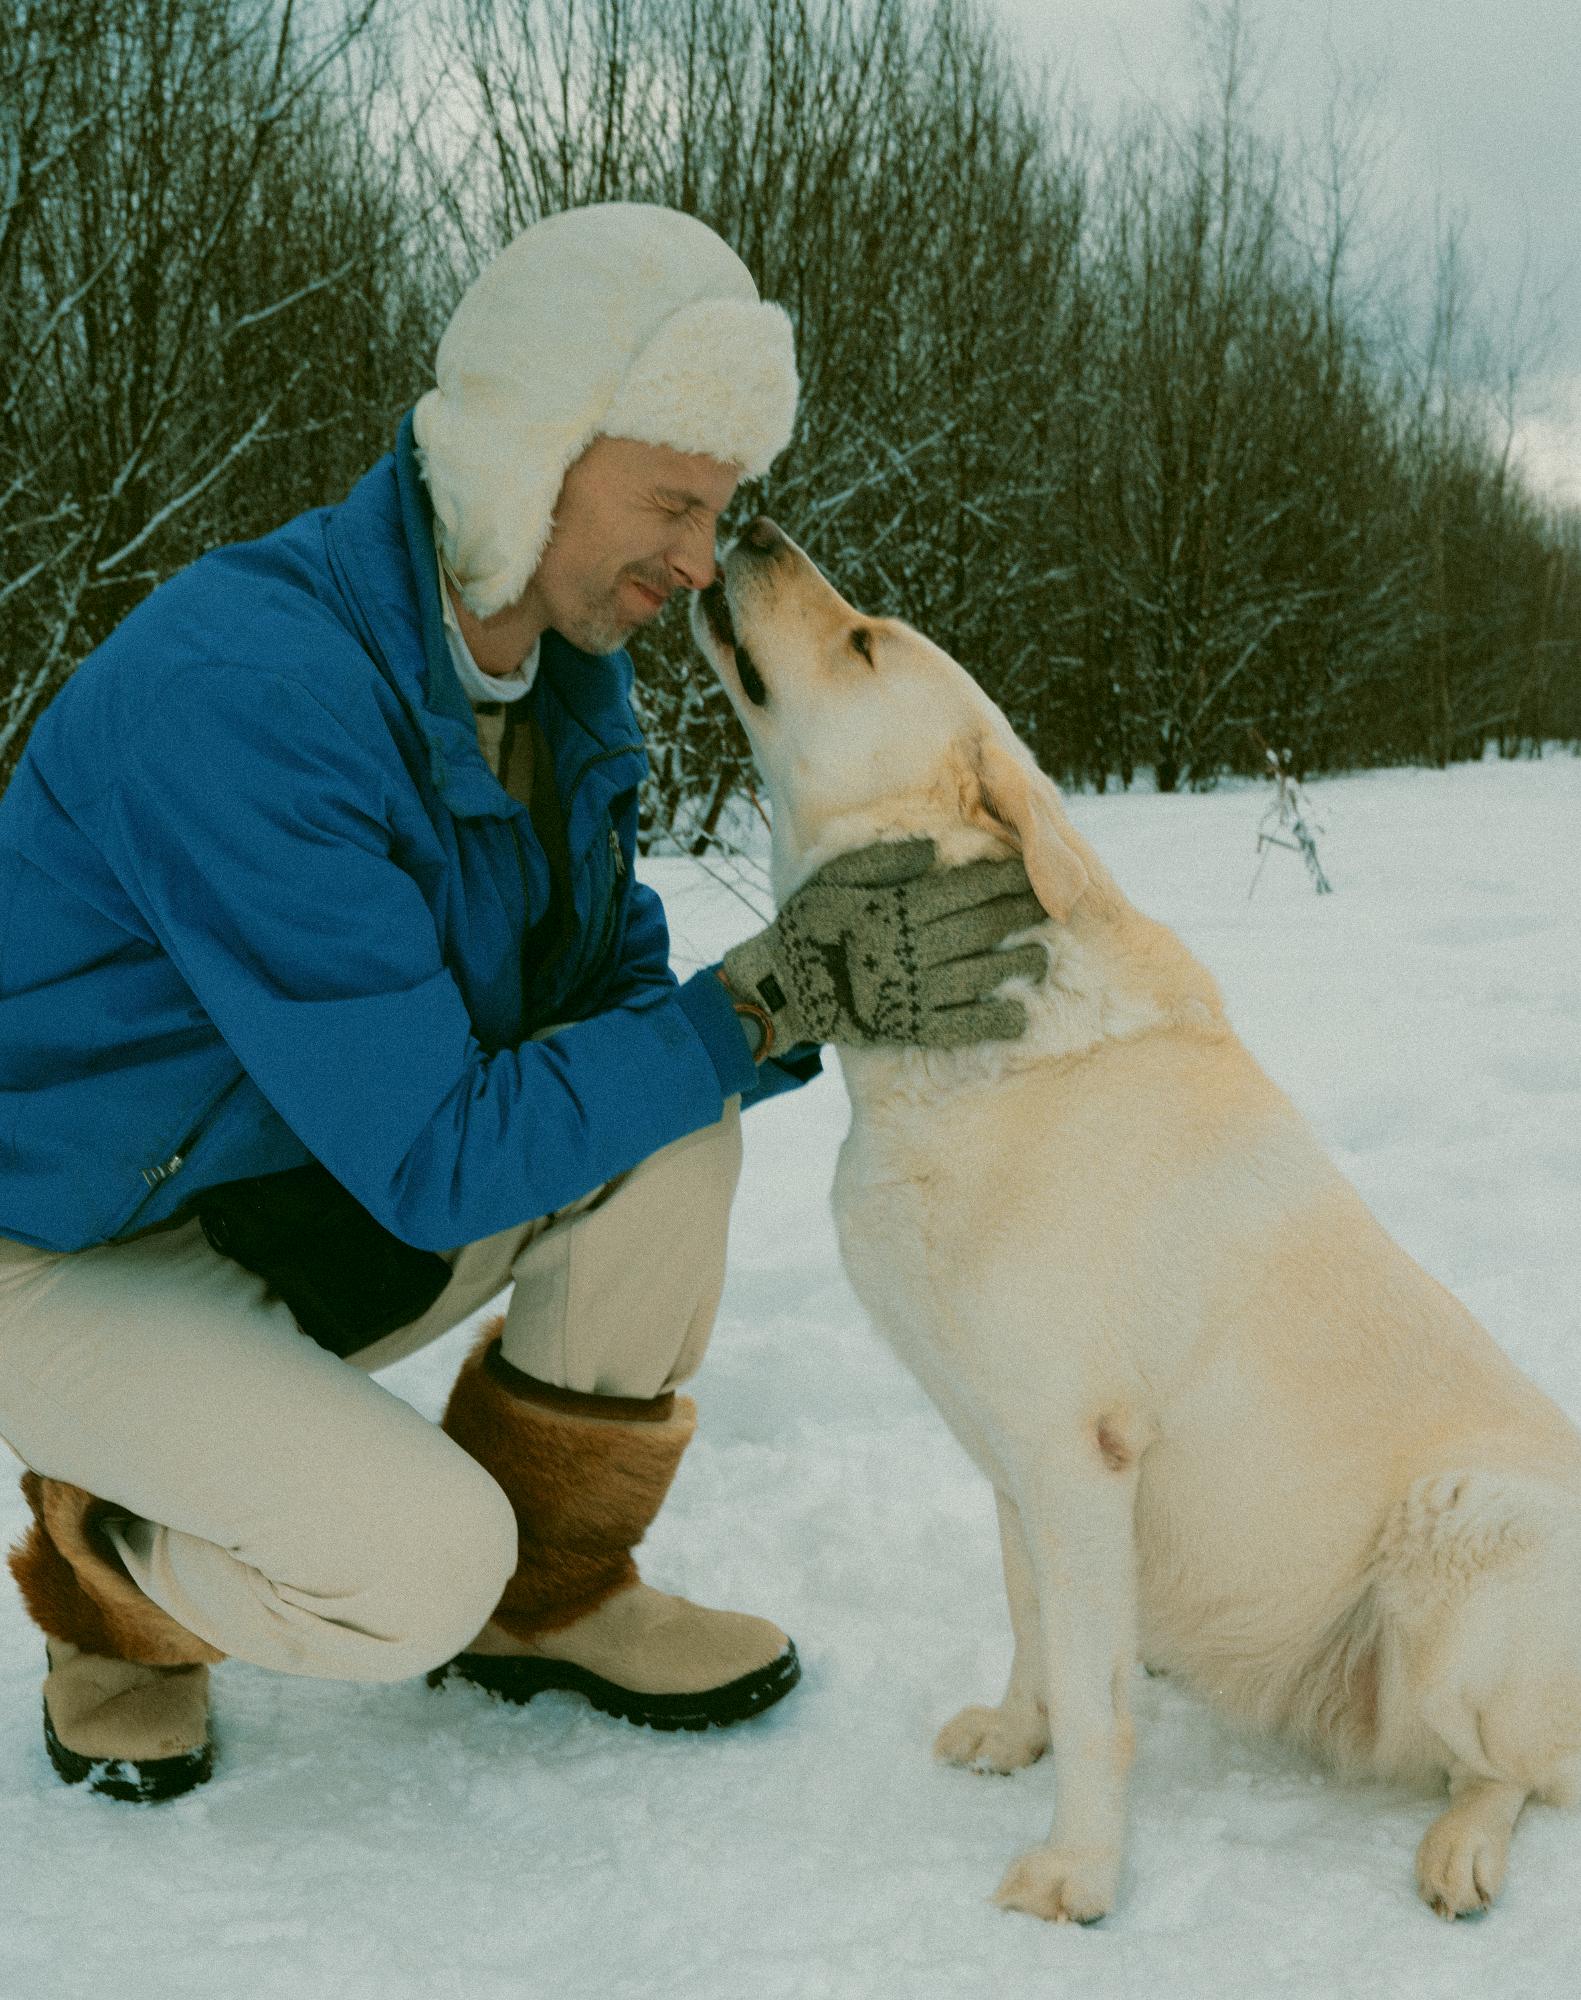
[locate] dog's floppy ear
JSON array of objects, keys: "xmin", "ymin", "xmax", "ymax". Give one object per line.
[{"xmin": 966, "ymin": 724, "xmax": 1089, "ymax": 921}]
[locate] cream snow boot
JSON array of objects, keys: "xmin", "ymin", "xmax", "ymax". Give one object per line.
[
  {"xmin": 429, "ymin": 1326, "xmax": 799, "ymax": 1729},
  {"xmin": 9, "ymin": 1473, "xmax": 219, "ymax": 1800}
]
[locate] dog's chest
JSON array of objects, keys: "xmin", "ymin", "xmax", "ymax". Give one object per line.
[{"xmin": 831, "ymin": 1096, "xmax": 1027, "ymax": 1480}]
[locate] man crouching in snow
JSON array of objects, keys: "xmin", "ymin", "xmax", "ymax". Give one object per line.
[{"xmin": 0, "ymin": 202, "xmax": 1046, "ymax": 1799}]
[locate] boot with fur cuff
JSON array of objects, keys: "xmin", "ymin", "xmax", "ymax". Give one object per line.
[
  {"xmin": 430, "ymin": 1325, "xmax": 800, "ymax": 1729},
  {"xmin": 8, "ymin": 1472, "xmax": 219, "ymax": 1801}
]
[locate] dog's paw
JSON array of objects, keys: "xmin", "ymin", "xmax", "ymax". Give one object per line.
[
  {"xmin": 1415, "ymin": 1810, "xmax": 1509, "ymax": 1920},
  {"xmin": 934, "ymin": 1702, "xmax": 1048, "ymax": 1774},
  {"xmin": 991, "ymin": 1843, "xmax": 1118, "ymax": 1924}
]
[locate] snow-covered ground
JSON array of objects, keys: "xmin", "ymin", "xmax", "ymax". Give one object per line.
[{"xmin": 3, "ymin": 754, "xmax": 1578, "ymax": 2000}]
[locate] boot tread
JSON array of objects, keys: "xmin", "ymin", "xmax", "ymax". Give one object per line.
[
  {"xmin": 428, "ymin": 1638, "xmax": 801, "ymax": 1730},
  {"xmin": 42, "ymin": 1700, "xmax": 212, "ymax": 1803}
]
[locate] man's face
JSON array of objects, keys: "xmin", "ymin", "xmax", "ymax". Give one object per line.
[{"xmin": 530, "ymin": 435, "xmax": 741, "ymax": 654}]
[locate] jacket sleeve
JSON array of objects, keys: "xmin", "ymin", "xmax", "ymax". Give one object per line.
[
  {"xmin": 598, "ymin": 867, "xmax": 823, "ymax": 1110},
  {"xmin": 737, "ymin": 1032, "xmax": 824, "ymax": 1110},
  {"xmin": 102, "ymin": 667, "xmax": 763, "ymax": 1249},
  {"xmin": 598, "ymin": 874, "xmax": 679, "ymax": 1012}
]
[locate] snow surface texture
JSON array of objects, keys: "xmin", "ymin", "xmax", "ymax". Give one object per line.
[{"xmin": 3, "ymin": 756, "xmax": 1578, "ymax": 2000}]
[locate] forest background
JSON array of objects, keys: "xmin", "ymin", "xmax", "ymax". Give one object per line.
[{"xmin": 3, "ymin": 0, "xmax": 1577, "ymax": 851}]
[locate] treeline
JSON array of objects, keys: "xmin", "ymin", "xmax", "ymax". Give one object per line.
[{"xmin": 4, "ymin": 0, "xmax": 1578, "ymax": 833}]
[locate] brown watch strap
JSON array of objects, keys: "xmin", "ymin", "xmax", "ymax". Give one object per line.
[{"xmin": 715, "ymin": 969, "xmax": 776, "ymax": 1061}]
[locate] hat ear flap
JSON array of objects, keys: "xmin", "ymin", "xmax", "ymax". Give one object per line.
[{"xmin": 967, "ymin": 726, "xmax": 1089, "ymax": 921}]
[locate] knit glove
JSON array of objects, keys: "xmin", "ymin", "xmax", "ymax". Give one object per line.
[{"xmin": 720, "ymin": 839, "xmax": 1047, "ymax": 1053}]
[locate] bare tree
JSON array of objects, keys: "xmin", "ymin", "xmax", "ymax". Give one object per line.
[{"xmin": 0, "ymin": 0, "xmax": 434, "ymax": 781}]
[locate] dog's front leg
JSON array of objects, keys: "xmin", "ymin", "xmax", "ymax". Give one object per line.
[
  {"xmin": 991, "ymin": 1455, "xmax": 1139, "ymax": 1924},
  {"xmin": 936, "ymin": 1488, "xmax": 1050, "ymax": 1772},
  {"xmin": 1416, "ymin": 1770, "xmax": 1529, "ymax": 1919}
]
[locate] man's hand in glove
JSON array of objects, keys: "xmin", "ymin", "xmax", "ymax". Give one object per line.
[{"xmin": 720, "ymin": 839, "xmax": 1049, "ymax": 1056}]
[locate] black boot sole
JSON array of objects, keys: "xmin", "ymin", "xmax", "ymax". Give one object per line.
[
  {"xmin": 43, "ymin": 1702, "xmax": 212, "ymax": 1803},
  {"xmin": 427, "ymin": 1638, "xmax": 801, "ymax": 1731}
]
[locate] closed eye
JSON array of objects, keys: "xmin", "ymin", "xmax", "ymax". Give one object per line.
[{"xmin": 850, "ymin": 628, "xmax": 875, "ymax": 665}]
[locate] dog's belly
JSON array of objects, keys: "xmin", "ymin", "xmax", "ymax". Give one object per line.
[{"xmin": 1127, "ymin": 1380, "xmax": 1390, "ymax": 1677}]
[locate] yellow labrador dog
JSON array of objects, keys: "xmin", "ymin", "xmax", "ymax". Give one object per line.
[{"xmin": 691, "ymin": 517, "xmax": 1581, "ymax": 1925}]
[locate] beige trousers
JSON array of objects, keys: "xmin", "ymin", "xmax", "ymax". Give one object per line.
[{"xmin": 0, "ymin": 1099, "xmax": 742, "ymax": 1682}]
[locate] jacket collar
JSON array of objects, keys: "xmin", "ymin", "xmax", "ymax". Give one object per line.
[{"xmin": 325, "ymin": 412, "xmax": 644, "ymax": 820}]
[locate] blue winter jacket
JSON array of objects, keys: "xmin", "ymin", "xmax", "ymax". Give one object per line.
[{"xmin": 0, "ymin": 415, "xmax": 818, "ymax": 1253}]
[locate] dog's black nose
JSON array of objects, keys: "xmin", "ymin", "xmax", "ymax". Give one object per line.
[{"xmin": 739, "ymin": 516, "xmax": 782, "ymax": 553}]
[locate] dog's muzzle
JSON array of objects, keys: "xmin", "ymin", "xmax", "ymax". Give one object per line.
[
  {"xmin": 699, "ymin": 573, "xmax": 769, "ymax": 709},
  {"xmin": 699, "ymin": 578, "xmax": 737, "ymax": 651}
]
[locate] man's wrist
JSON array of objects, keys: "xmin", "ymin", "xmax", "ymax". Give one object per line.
[{"xmin": 673, "ymin": 969, "xmax": 762, "ymax": 1095}]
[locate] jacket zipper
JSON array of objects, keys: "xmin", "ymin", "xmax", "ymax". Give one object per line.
[
  {"xmin": 506, "ymin": 741, "xmax": 636, "ymax": 903},
  {"xmin": 505, "ymin": 740, "xmax": 638, "ymax": 1020},
  {"xmin": 140, "ymin": 1088, "xmax": 235, "ymax": 1195},
  {"xmin": 121, "ymin": 1077, "xmax": 241, "ymax": 1234}
]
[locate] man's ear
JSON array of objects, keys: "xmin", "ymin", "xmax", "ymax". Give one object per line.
[{"xmin": 966, "ymin": 725, "xmax": 1089, "ymax": 921}]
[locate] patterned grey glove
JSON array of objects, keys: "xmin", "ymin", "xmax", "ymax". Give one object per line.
[{"xmin": 720, "ymin": 839, "xmax": 1047, "ymax": 1053}]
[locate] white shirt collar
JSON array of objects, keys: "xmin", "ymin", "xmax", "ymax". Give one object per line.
[{"xmin": 434, "ymin": 529, "xmax": 539, "ymax": 707}]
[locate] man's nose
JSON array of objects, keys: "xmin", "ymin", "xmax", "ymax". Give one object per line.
[{"xmin": 666, "ymin": 518, "xmax": 718, "ymax": 591}]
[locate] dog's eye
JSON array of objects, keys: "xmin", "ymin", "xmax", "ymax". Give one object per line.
[{"xmin": 850, "ymin": 628, "xmax": 874, "ymax": 664}]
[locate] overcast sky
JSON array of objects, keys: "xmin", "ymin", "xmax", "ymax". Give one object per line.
[{"xmin": 988, "ymin": 0, "xmax": 1581, "ymax": 508}]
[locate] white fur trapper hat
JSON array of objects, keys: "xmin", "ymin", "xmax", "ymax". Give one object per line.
[{"xmin": 412, "ymin": 202, "xmax": 799, "ymax": 619}]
